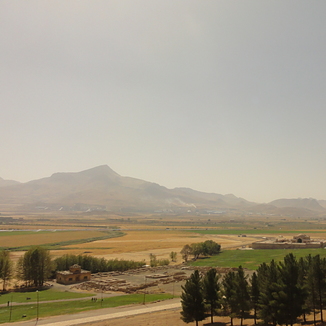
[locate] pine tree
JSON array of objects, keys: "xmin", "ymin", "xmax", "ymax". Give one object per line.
[
  {"xmin": 298, "ymin": 256, "xmax": 310, "ymax": 323},
  {"xmin": 306, "ymin": 255, "xmax": 318, "ymax": 325},
  {"xmin": 277, "ymin": 253, "xmax": 305, "ymax": 326},
  {"xmin": 250, "ymin": 272, "xmax": 260, "ymax": 325},
  {"xmin": 221, "ymin": 270, "xmax": 238, "ymax": 326},
  {"xmin": 306, "ymin": 254, "xmax": 326, "ymax": 324},
  {"xmin": 257, "ymin": 260, "xmax": 281, "ymax": 326},
  {"xmin": 202, "ymin": 268, "xmax": 220, "ymax": 324},
  {"xmin": 235, "ymin": 266, "xmax": 251, "ymax": 326},
  {"xmin": 180, "ymin": 270, "xmax": 205, "ymax": 326}
]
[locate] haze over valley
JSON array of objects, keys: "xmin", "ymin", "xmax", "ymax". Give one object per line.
[
  {"xmin": 2, "ymin": 4, "xmax": 326, "ymax": 326},
  {"xmin": 2, "ymin": 2, "xmax": 326, "ymax": 205},
  {"xmin": 0, "ymin": 165, "xmax": 325, "ymax": 217}
]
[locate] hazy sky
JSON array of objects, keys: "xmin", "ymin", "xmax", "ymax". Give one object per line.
[{"xmin": 1, "ymin": 1, "xmax": 326, "ymax": 203}]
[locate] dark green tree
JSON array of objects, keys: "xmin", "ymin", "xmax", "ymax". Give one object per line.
[
  {"xmin": 306, "ymin": 254, "xmax": 326, "ymax": 324},
  {"xmin": 235, "ymin": 266, "xmax": 251, "ymax": 326},
  {"xmin": 277, "ymin": 253, "xmax": 305, "ymax": 326},
  {"xmin": 250, "ymin": 272, "xmax": 259, "ymax": 325},
  {"xmin": 54, "ymin": 254, "xmax": 143, "ymax": 272},
  {"xmin": 257, "ymin": 260, "xmax": 281, "ymax": 326},
  {"xmin": 202, "ymin": 240, "xmax": 221, "ymax": 256},
  {"xmin": 298, "ymin": 256, "xmax": 310, "ymax": 323},
  {"xmin": 202, "ymin": 268, "xmax": 220, "ymax": 324},
  {"xmin": 180, "ymin": 270, "xmax": 205, "ymax": 326},
  {"xmin": 221, "ymin": 270, "xmax": 238, "ymax": 326},
  {"xmin": 180, "ymin": 241, "xmax": 220, "ymax": 261},
  {"xmin": 0, "ymin": 250, "xmax": 13, "ymax": 291},
  {"xmin": 190, "ymin": 243, "xmax": 203, "ymax": 260},
  {"xmin": 305, "ymin": 255, "xmax": 318, "ymax": 325},
  {"xmin": 17, "ymin": 246, "xmax": 53, "ymax": 287}
]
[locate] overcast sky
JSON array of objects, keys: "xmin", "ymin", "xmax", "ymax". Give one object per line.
[{"xmin": 1, "ymin": 1, "xmax": 326, "ymax": 203}]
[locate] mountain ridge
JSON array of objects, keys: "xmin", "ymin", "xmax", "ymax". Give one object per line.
[
  {"xmin": 0, "ymin": 165, "xmax": 325, "ymax": 214},
  {"xmin": 269, "ymin": 198, "xmax": 325, "ymax": 212},
  {"xmin": 0, "ymin": 177, "xmax": 20, "ymax": 188}
]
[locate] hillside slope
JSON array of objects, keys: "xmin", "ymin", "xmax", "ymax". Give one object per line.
[{"xmin": 0, "ymin": 165, "xmax": 251, "ymax": 212}]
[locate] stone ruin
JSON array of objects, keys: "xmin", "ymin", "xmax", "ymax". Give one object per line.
[{"xmin": 71, "ymin": 265, "xmax": 236, "ymax": 294}]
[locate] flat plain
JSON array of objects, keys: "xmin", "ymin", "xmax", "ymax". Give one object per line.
[
  {"xmin": 2, "ymin": 211, "xmax": 326, "ymax": 325},
  {"xmin": 52, "ymin": 229, "xmax": 257, "ymax": 263},
  {"xmin": 2, "ymin": 212, "xmax": 326, "ymax": 264}
]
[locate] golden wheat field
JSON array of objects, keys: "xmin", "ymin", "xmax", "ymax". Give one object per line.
[{"xmin": 51, "ymin": 230, "xmax": 257, "ymax": 262}]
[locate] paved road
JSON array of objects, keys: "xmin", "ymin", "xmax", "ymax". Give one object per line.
[{"xmin": 1, "ymin": 298, "xmax": 181, "ymax": 326}]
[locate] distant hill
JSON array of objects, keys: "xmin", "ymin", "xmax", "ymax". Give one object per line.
[
  {"xmin": 0, "ymin": 177, "xmax": 20, "ymax": 188},
  {"xmin": 0, "ymin": 166, "xmax": 325, "ymax": 215},
  {"xmin": 170, "ymin": 188, "xmax": 252, "ymax": 208},
  {"xmin": 318, "ymin": 200, "xmax": 326, "ymax": 209},
  {"xmin": 0, "ymin": 165, "xmax": 253, "ymax": 213},
  {"xmin": 269, "ymin": 198, "xmax": 325, "ymax": 212},
  {"xmin": 246, "ymin": 203, "xmax": 322, "ymax": 217}
]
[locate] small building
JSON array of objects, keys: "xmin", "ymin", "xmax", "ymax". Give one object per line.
[
  {"xmin": 252, "ymin": 234, "xmax": 326, "ymax": 249},
  {"xmin": 293, "ymin": 234, "xmax": 311, "ymax": 243},
  {"xmin": 56, "ymin": 264, "xmax": 91, "ymax": 285}
]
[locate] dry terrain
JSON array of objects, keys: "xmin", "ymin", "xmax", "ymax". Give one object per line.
[
  {"xmin": 82, "ymin": 309, "xmax": 312, "ymax": 326},
  {"xmin": 51, "ymin": 230, "xmax": 257, "ymax": 262},
  {"xmin": 83, "ymin": 309, "xmax": 214, "ymax": 326},
  {"xmin": 82, "ymin": 309, "xmax": 257, "ymax": 326}
]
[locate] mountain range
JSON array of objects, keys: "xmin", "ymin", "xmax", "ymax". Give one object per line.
[{"xmin": 0, "ymin": 165, "xmax": 325, "ymax": 215}]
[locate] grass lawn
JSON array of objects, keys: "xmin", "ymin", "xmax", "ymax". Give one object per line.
[
  {"xmin": 190, "ymin": 248, "xmax": 326, "ymax": 270},
  {"xmin": 0, "ymin": 288, "xmax": 92, "ymax": 304},
  {"xmin": 0, "ymin": 293, "xmax": 172, "ymax": 323}
]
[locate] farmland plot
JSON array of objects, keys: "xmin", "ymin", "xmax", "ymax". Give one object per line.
[
  {"xmin": 0, "ymin": 230, "xmax": 111, "ymax": 249},
  {"xmin": 53, "ymin": 230, "xmax": 257, "ymax": 262}
]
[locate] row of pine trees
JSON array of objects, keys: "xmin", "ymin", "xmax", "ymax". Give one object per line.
[
  {"xmin": 55, "ymin": 253, "xmax": 144, "ymax": 272},
  {"xmin": 181, "ymin": 253, "xmax": 326, "ymax": 326}
]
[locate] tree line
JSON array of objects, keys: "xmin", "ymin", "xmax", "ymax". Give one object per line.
[
  {"xmin": 181, "ymin": 253, "xmax": 326, "ymax": 326},
  {"xmin": 55, "ymin": 254, "xmax": 144, "ymax": 273},
  {"xmin": 0, "ymin": 247, "xmax": 145, "ymax": 290}
]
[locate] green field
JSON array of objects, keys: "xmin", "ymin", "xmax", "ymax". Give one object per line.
[
  {"xmin": 0, "ymin": 289, "xmax": 92, "ymax": 304},
  {"xmin": 0, "ymin": 231, "xmax": 51, "ymax": 237},
  {"xmin": 190, "ymin": 248, "xmax": 326, "ymax": 270},
  {"xmin": 0, "ymin": 293, "xmax": 171, "ymax": 323}
]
